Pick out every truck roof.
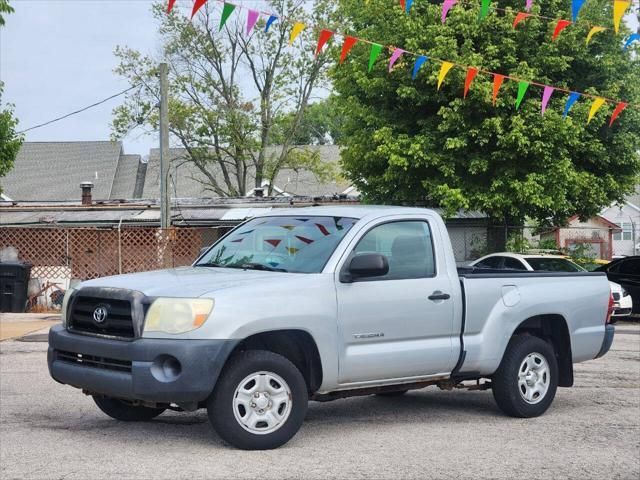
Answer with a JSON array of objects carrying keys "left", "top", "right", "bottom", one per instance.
[{"left": 260, "top": 205, "right": 436, "bottom": 220}]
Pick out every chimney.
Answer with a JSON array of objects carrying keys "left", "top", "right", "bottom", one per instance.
[
  {"left": 80, "top": 181, "right": 94, "bottom": 206},
  {"left": 254, "top": 187, "right": 264, "bottom": 198}
]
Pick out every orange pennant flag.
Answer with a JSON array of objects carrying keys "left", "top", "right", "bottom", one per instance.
[
  {"left": 463, "top": 67, "right": 478, "bottom": 98},
  {"left": 552, "top": 19, "right": 572, "bottom": 41},
  {"left": 492, "top": 74, "right": 505, "bottom": 105},
  {"left": 513, "top": 12, "right": 530, "bottom": 29},
  {"left": 340, "top": 36, "right": 358, "bottom": 64},
  {"left": 609, "top": 102, "right": 628, "bottom": 126}
]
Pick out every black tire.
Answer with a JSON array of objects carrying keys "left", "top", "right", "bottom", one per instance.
[
  {"left": 207, "top": 350, "right": 308, "bottom": 450},
  {"left": 492, "top": 335, "right": 558, "bottom": 418},
  {"left": 93, "top": 396, "right": 166, "bottom": 421},
  {"left": 376, "top": 389, "right": 409, "bottom": 397}
]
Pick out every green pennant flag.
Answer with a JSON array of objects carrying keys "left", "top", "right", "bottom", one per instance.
[
  {"left": 479, "top": 0, "right": 491, "bottom": 19},
  {"left": 368, "top": 43, "right": 383, "bottom": 72},
  {"left": 219, "top": 2, "right": 236, "bottom": 31},
  {"left": 515, "top": 81, "right": 529, "bottom": 109}
]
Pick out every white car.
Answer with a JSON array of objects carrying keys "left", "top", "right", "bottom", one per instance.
[{"left": 470, "top": 253, "right": 633, "bottom": 318}]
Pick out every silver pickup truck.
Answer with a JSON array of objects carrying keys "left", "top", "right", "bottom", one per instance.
[{"left": 48, "top": 206, "right": 615, "bottom": 450}]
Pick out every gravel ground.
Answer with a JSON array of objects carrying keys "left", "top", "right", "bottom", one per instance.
[{"left": 1, "top": 324, "right": 639, "bottom": 480}]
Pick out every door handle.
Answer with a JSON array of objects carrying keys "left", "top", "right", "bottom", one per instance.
[{"left": 428, "top": 292, "right": 451, "bottom": 301}]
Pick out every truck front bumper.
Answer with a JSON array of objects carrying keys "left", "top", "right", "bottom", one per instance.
[
  {"left": 48, "top": 324, "right": 238, "bottom": 404},
  {"left": 595, "top": 324, "right": 615, "bottom": 359}
]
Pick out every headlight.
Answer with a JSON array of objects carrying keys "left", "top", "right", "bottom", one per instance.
[
  {"left": 144, "top": 298, "right": 214, "bottom": 334},
  {"left": 60, "top": 287, "right": 75, "bottom": 328}
]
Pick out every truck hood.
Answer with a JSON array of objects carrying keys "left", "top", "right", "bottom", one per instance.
[{"left": 78, "top": 266, "right": 290, "bottom": 298}]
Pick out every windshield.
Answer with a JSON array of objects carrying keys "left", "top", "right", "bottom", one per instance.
[
  {"left": 526, "top": 258, "right": 585, "bottom": 272},
  {"left": 196, "top": 216, "right": 358, "bottom": 273}
]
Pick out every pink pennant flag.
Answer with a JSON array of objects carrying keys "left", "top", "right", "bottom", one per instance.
[
  {"left": 246, "top": 9, "right": 260, "bottom": 35},
  {"left": 541, "top": 86, "right": 554, "bottom": 114},
  {"left": 388, "top": 48, "right": 405, "bottom": 72},
  {"left": 525, "top": 0, "right": 534, "bottom": 11},
  {"left": 442, "top": 0, "right": 458, "bottom": 24}
]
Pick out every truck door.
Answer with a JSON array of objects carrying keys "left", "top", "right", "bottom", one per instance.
[{"left": 335, "top": 219, "right": 458, "bottom": 385}]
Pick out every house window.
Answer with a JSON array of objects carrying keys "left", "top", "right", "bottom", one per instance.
[{"left": 613, "top": 222, "right": 633, "bottom": 241}]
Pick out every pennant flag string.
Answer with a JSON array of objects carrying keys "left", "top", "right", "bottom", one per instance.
[{"left": 174, "top": 0, "right": 637, "bottom": 115}]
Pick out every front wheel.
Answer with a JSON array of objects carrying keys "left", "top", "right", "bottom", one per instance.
[
  {"left": 492, "top": 335, "right": 558, "bottom": 418},
  {"left": 93, "top": 396, "right": 165, "bottom": 421},
  {"left": 207, "top": 350, "right": 308, "bottom": 450}
]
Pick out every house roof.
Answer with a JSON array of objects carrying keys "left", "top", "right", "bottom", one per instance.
[
  {"left": 141, "top": 145, "right": 353, "bottom": 199},
  {"left": 109, "top": 154, "right": 142, "bottom": 199},
  {"left": 566, "top": 214, "right": 622, "bottom": 230},
  {"left": 0, "top": 141, "right": 134, "bottom": 201}
]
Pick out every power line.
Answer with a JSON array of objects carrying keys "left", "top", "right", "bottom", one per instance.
[{"left": 17, "top": 85, "right": 138, "bottom": 134}]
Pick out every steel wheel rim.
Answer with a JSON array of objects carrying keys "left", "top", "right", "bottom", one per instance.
[
  {"left": 517, "top": 352, "right": 550, "bottom": 405},
  {"left": 232, "top": 371, "right": 293, "bottom": 435}
]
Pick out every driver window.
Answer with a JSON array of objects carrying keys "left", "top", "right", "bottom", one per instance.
[{"left": 353, "top": 221, "right": 435, "bottom": 280}]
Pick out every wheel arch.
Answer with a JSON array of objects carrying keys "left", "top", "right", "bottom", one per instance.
[
  {"left": 228, "top": 329, "right": 323, "bottom": 394},
  {"left": 510, "top": 314, "right": 573, "bottom": 387}
]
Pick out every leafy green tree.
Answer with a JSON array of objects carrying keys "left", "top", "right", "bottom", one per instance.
[
  {"left": 113, "top": 0, "right": 337, "bottom": 197},
  {"left": 0, "top": 0, "right": 23, "bottom": 193},
  {"left": 0, "top": 0, "right": 14, "bottom": 26},
  {"left": 332, "top": 0, "right": 640, "bottom": 225},
  {"left": 273, "top": 95, "right": 344, "bottom": 145}
]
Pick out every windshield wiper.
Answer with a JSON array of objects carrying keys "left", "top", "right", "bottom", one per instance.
[
  {"left": 196, "top": 262, "right": 231, "bottom": 268},
  {"left": 241, "top": 262, "right": 288, "bottom": 272}
]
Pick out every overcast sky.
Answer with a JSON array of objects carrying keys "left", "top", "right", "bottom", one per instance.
[{"left": 0, "top": 1, "right": 638, "bottom": 157}]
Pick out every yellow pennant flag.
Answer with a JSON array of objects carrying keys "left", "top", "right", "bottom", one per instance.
[
  {"left": 587, "top": 98, "right": 606, "bottom": 124},
  {"left": 585, "top": 26, "right": 606, "bottom": 45},
  {"left": 437, "top": 62, "right": 455, "bottom": 90},
  {"left": 613, "top": 0, "right": 630, "bottom": 34},
  {"left": 289, "top": 22, "right": 305, "bottom": 45}
]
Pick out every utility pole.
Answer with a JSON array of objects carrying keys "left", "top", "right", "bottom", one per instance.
[{"left": 159, "top": 62, "right": 171, "bottom": 229}]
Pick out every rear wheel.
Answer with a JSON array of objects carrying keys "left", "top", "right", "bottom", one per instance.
[
  {"left": 492, "top": 335, "right": 558, "bottom": 418},
  {"left": 93, "top": 396, "right": 165, "bottom": 421},
  {"left": 207, "top": 350, "right": 308, "bottom": 450}
]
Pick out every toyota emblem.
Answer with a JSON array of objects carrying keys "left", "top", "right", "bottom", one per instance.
[{"left": 93, "top": 306, "right": 108, "bottom": 324}]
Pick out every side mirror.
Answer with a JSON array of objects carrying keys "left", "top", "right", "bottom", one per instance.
[{"left": 341, "top": 253, "right": 389, "bottom": 283}]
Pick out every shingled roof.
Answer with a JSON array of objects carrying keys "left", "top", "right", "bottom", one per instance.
[
  {"left": 142, "top": 145, "right": 354, "bottom": 199},
  {"left": 1, "top": 141, "right": 143, "bottom": 201}
]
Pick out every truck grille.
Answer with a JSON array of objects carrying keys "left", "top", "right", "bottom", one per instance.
[
  {"left": 68, "top": 294, "right": 135, "bottom": 339},
  {"left": 57, "top": 350, "right": 132, "bottom": 373}
]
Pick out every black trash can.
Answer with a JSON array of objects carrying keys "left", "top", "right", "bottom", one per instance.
[{"left": 0, "top": 261, "right": 32, "bottom": 313}]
